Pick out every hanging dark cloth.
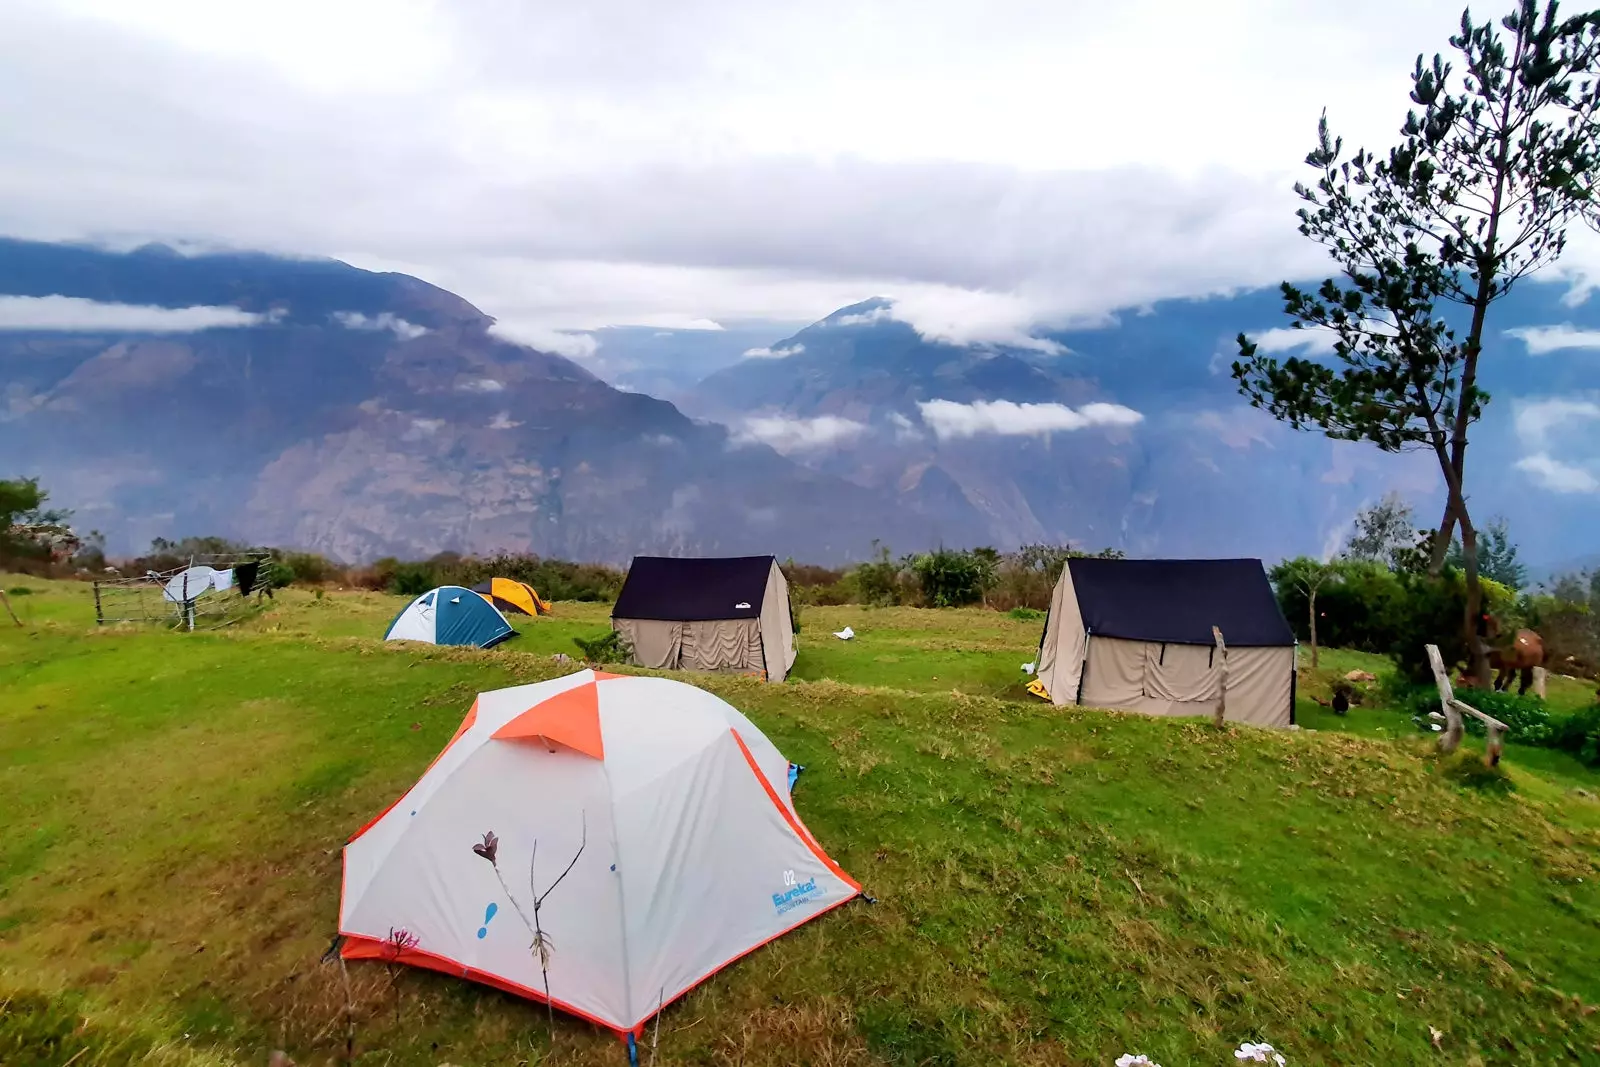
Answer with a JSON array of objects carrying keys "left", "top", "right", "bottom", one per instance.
[{"left": 235, "top": 561, "right": 261, "bottom": 597}]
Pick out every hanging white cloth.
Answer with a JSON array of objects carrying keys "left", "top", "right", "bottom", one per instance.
[
  {"left": 163, "top": 566, "right": 218, "bottom": 603},
  {"left": 211, "top": 568, "right": 235, "bottom": 592}
]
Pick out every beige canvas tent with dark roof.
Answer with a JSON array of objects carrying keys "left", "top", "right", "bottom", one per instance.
[
  {"left": 1031, "top": 557, "right": 1297, "bottom": 728},
  {"left": 611, "top": 556, "right": 797, "bottom": 682}
]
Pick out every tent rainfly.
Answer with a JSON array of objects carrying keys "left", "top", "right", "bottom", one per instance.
[
  {"left": 472, "top": 577, "right": 552, "bottom": 617},
  {"left": 339, "top": 669, "right": 859, "bottom": 1037},
  {"left": 385, "top": 586, "right": 516, "bottom": 649},
  {"left": 1031, "top": 557, "right": 1296, "bottom": 727},
  {"left": 611, "top": 556, "right": 797, "bottom": 682}
]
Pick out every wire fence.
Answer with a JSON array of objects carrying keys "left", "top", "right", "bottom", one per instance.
[{"left": 93, "top": 551, "right": 278, "bottom": 630}]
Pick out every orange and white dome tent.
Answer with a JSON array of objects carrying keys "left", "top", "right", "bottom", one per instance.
[{"left": 339, "top": 669, "right": 861, "bottom": 1038}]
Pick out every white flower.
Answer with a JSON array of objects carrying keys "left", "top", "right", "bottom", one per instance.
[
  {"left": 1234, "top": 1042, "right": 1286, "bottom": 1066},
  {"left": 1115, "top": 1056, "right": 1159, "bottom": 1067}
]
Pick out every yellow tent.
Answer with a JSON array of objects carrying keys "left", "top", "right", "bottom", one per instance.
[{"left": 471, "top": 578, "right": 552, "bottom": 617}]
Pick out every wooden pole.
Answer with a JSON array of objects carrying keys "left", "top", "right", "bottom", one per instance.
[
  {"left": 1426, "top": 644, "right": 1464, "bottom": 755},
  {"left": 1212, "top": 625, "right": 1228, "bottom": 729},
  {"left": 1426, "top": 643, "right": 1508, "bottom": 765},
  {"left": 0, "top": 587, "right": 20, "bottom": 627}
]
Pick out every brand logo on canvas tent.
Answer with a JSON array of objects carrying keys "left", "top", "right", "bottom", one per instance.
[{"left": 771, "top": 870, "right": 819, "bottom": 914}]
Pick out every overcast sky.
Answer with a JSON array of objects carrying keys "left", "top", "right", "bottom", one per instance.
[{"left": 4, "top": 0, "right": 1595, "bottom": 351}]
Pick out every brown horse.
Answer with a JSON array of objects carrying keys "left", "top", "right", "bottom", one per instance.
[{"left": 1479, "top": 614, "right": 1545, "bottom": 696}]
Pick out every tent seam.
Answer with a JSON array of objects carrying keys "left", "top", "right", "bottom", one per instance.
[{"left": 597, "top": 728, "right": 636, "bottom": 1032}]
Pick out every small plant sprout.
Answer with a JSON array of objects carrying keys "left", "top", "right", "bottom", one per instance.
[
  {"left": 381, "top": 926, "right": 418, "bottom": 961},
  {"left": 1235, "top": 1041, "right": 1286, "bottom": 1065},
  {"left": 472, "top": 816, "right": 588, "bottom": 1042},
  {"left": 380, "top": 927, "right": 418, "bottom": 1025},
  {"left": 1115, "top": 1055, "right": 1161, "bottom": 1067}
]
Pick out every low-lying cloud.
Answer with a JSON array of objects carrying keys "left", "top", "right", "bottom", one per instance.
[
  {"left": 743, "top": 342, "right": 804, "bottom": 359},
  {"left": 486, "top": 319, "right": 599, "bottom": 359},
  {"left": 331, "top": 310, "right": 429, "bottom": 340},
  {"left": 458, "top": 377, "right": 505, "bottom": 393},
  {"left": 0, "top": 294, "right": 271, "bottom": 332},
  {"left": 917, "top": 399, "right": 1143, "bottom": 440},
  {"left": 732, "top": 414, "right": 867, "bottom": 453},
  {"left": 1506, "top": 323, "right": 1600, "bottom": 355}
]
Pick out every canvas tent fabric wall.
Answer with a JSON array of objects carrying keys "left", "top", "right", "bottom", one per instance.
[
  {"left": 472, "top": 577, "right": 551, "bottom": 617},
  {"left": 339, "top": 669, "right": 859, "bottom": 1036},
  {"left": 384, "top": 586, "right": 516, "bottom": 648},
  {"left": 1033, "top": 558, "right": 1296, "bottom": 728},
  {"left": 611, "top": 556, "right": 798, "bottom": 682}
]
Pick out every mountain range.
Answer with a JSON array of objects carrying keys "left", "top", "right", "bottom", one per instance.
[{"left": 2, "top": 237, "right": 1594, "bottom": 567}]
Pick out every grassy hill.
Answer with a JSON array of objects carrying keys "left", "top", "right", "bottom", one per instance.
[{"left": 2, "top": 578, "right": 1597, "bottom": 1066}]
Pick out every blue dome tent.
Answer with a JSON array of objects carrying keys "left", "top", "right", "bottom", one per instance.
[{"left": 384, "top": 586, "right": 516, "bottom": 649}]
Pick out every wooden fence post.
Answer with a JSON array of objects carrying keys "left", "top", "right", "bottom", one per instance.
[
  {"left": 1426, "top": 643, "right": 1509, "bottom": 766},
  {"left": 1212, "top": 626, "right": 1228, "bottom": 729},
  {"left": 0, "top": 587, "right": 20, "bottom": 627},
  {"left": 1425, "top": 644, "right": 1464, "bottom": 755}
]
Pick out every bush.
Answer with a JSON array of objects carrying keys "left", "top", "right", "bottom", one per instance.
[
  {"left": 1007, "top": 606, "right": 1045, "bottom": 621},
  {"left": 573, "top": 630, "right": 632, "bottom": 665},
  {"left": 1273, "top": 560, "right": 1518, "bottom": 682},
  {"left": 388, "top": 562, "right": 439, "bottom": 598},
  {"left": 1393, "top": 683, "right": 1556, "bottom": 746},
  {"left": 844, "top": 542, "right": 911, "bottom": 607},
  {"left": 910, "top": 547, "right": 997, "bottom": 608},
  {"left": 1555, "top": 701, "right": 1600, "bottom": 766},
  {"left": 275, "top": 550, "right": 344, "bottom": 585},
  {"left": 989, "top": 544, "right": 1124, "bottom": 612}
]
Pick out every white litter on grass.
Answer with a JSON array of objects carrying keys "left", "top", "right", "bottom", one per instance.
[
  {"left": 1430, "top": 723, "right": 1443, "bottom": 732},
  {"left": 833, "top": 626, "right": 855, "bottom": 640},
  {"left": 1021, "top": 662, "right": 1036, "bottom": 674}
]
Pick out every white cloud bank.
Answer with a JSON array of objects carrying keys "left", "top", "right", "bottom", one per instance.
[
  {"left": 917, "top": 399, "right": 1143, "bottom": 440},
  {"left": 331, "top": 310, "right": 428, "bottom": 340},
  {"left": 742, "top": 343, "right": 804, "bottom": 359},
  {"left": 1506, "top": 323, "right": 1600, "bottom": 355},
  {"left": 1513, "top": 397, "right": 1600, "bottom": 448},
  {"left": 0, "top": 0, "right": 1476, "bottom": 346},
  {"left": 732, "top": 414, "right": 867, "bottom": 453},
  {"left": 1511, "top": 395, "right": 1600, "bottom": 494},
  {"left": 1515, "top": 453, "right": 1599, "bottom": 494},
  {"left": 0, "top": 294, "right": 269, "bottom": 331},
  {"left": 1250, "top": 326, "right": 1341, "bottom": 355}
]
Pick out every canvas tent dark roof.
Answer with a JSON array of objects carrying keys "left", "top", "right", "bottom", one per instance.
[
  {"left": 1067, "top": 557, "right": 1294, "bottom": 647},
  {"left": 612, "top": 556, "right": 776, "bottom": 622}
]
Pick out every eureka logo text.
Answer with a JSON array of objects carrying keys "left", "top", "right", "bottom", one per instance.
[{"left": 771, "top": 870, "right": 819, "bottom": 915}]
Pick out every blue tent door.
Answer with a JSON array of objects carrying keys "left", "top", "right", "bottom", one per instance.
[{"left": 433, "top": 587, "right": 515, "bottom": 648}]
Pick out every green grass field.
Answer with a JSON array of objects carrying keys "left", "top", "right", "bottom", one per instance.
[{"left": 2, "top": 577, "right": 1598, "bottom": 1066}]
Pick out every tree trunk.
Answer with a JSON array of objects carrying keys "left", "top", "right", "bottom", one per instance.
[
  {"left": 1308, "top": 586, "right": 1319, "bottom": 670},
  {"left": 1428, "top": 500, "right": 1457, "bottom": 577},
  {"left": 1460, "top": 512, "right": 1492, "bottom": 687}
]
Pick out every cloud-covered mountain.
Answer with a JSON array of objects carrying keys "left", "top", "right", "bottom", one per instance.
[
  {"left": 5, "top": 236, "right": 1592, "bottom": 567},
  {"left": 0, "top": 239, "right": 942, "bottom": 563},
  {"left": 680, "top": 286, "right": 1599, "bottom": 567}
]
